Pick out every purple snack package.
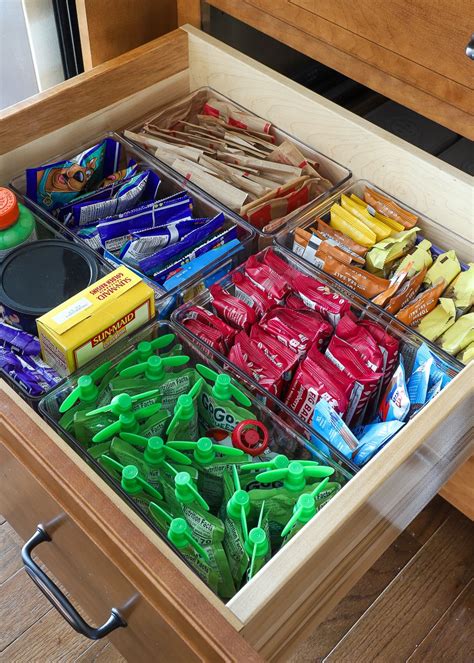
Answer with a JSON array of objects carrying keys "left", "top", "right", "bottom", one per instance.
[
  {"left": 0, "top": 321, "right": 41, "bottom": 355},
  {"left": 0, "top": 346, "right": 23, "bottom": 371},
  {"left": 19, "top": 354, "right": 61, "bottom": 388},
  {"left": 152, "top": 225, "right": 238, "bottom": 285},
  {"left": 140, "top": 212, "right": 226, "bottom": 275}
]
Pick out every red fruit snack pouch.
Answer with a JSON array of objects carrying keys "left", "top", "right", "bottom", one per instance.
[
  {"left": 232, "top": 271, "right": 274, "bottom": 317},
  {"left": 184, "top": 305, "right": 237, "bottom": 350},
  {"left": 292, "top": 274, "right": 351, "bottom": 327},
  {"left": 250, "top": 325, "right": 299, "bottom": 381},
  {"left": 183, "top": 318, "right": 226, "bottom": 353},
  {"left": 333, "top": 314, "right": 384, "bottom": 373},
  {"left": 325, "top": 335, "right": 383, "bottom": 425},
  {"left": 259, "top": 306, "right": 333, "bottom": 357},
  {"left": 285, "top": 293, "right": 311, "bottom": 311},
  {"left": 358, "top": 319, "right": 399, "bottom": 396},
  {"left": 209, "top": 284, "right": 257, "bottom": 331},
  {"left": 228, "top": 332, "right": 283, "bottom": 396},
  {"left": 244, "top": 254, "right": 291, "bottom": 304},
  {"left": 261, "top": 248, "right": 301, "bottom": 286},
  {"left": 285, "top": 352, "right": 355, "bottom": 422}
]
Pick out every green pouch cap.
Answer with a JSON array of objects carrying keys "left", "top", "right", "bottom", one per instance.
[
  {"left": 115, "top": 333, "right": 176, "bottom": 372},
  {"left": 281, "top": 477, "right": 330, "bottom": 538},
  {"left": 87, "top": 391, "right": 162, "bottom": 443}
]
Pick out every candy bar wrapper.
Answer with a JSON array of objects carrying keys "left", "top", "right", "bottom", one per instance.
[
  {"left": 316, "top": 240, "right": 364, "bottom": 267},
  {"left": 292, "top": 274, "right": 351, "bottom": 327},
  {"left": 378, "top": 358, "right": 410, "bottom": 422},
  {"left": 261, "top": 247, "right": 302, "bottom": 285},
  {"left": 358, "top": 320, "right": 400, "bottom": 403},
  {"left": 364, "top": 187, "right": 418, "bottom": 229},
  {"left": 120, "top": 219, "right": 207, "bottom": 266},
  {"left": 184, "top": 306, "right": 237, "bottom": 350},
  {"left": 244, "top": 254, "right": 291, "bottom": 303},
  {"left": 424, "top": 250, "right": 461, "bottom": 289},
  {"left": 442, "top": 263, "right": 474, "bottom": 315},
  {"left": 151, "top": 225, "right": 237, "bottom": 285},
  {"left": 285, "top": 352, "right": 355, "bottom": 421},
  {"left": 310, "top": 400, "right": 360, "bottom": 460},
  {"left": 315, "top": 218, "right": 369, "bottom": 257},
  {"left": 70, "top": 170, "right": 160, "bottom": 227},
  {"left": 26, "top": 137, "right": 119, "bottom": 211},
  {"left": 232, "top": 272, "right": 274, "bottom": 317},
  {"left": 436, "top": 312, "right": 474, "bottom": 356},
  {"left": 0, "top": 321, "right": 41, "bottom": 355},
  {"left": 249, "top": 326, "right": 299, "bottom": 381},
  {"left": 352, "top": 420, "right": 405, "bottom": 466},
  {"left": 210, "top": 284, "right": 257, "bottom": 331},
  {"left": 260, "top": 307, "right": 332, "bottom": 357},
  {"left": 456, "top": 341, "right": 474, "bottom": 364},
  {"left": 395, "top": 238, "right": 433, "bottom": 277},
  {"left": 415, "top": 298, "right": 456, "bottom": 341},
  {"left": 139, "top": 212, "right": 226, "bottom": 275},
  {"left": 365, "top": 228, "right": 418, "bottom": 273},
  {"left": 332, "top": 314, "right": 384, "bottom": 373},
  {"left": 229, "top": 332, "right": 283, "bottom": 396},
  {"left": 396, "top": 278, "right": 446, "bottom": 326},
  {"left": 0, "top": 346, "right": 22, "bottom": 371},
  {"left": 384, "top": 267, "right": 427, "bottom": 314},
  {"left": 321, "top": 255, "right": 390, "bottom": 299}
]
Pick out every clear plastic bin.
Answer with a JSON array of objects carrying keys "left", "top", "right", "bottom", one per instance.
[
  {"left": 124, "top": 87, "right": 352, "bottom": 243},
  {"left": 275, "top": 179, "right": 473, "bottom": 357},
  {"left": 38, "top": 320, "right": 353, "bottom": 598},
  {"left": 171, "top": 245, "right": 463, "bottom": 465},
  {"left": 0, "top": 198, "right": 112, "bottom": 408},
  {"left": 10, "top": 133, "right": 256, "bottom": 317}
]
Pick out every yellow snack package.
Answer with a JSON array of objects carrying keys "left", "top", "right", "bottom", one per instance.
[
  {"left": 437, "top": 312, "right": 474, "bottom": 356},
  {"left": 365, "top": 228, "right": 419, "bottom": 273},
  {"left": 456, "top": 341, "right": 474, "bottom": 364},
  {"left": 442, "top": 263, "right": 474, "bottom": 314},
  {"left": 349, "top": 194, "right": 405, "bottom": 232},
  {"left": 424, "top": 250, "right": 461, "bottom": 289},
  {"left": 395, "top": 239, "right": 433, "bottom": 277},
  {"left": 415, "top": 297, "right": 456, "bottom": 341},
  {"left": 340, "top": 194, "right": 393, "bottom": 241},
  {"left": 329, "top": 204, "right": 376, "bottom": 247}
]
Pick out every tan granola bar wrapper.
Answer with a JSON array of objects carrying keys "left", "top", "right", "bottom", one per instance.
[{"left": 395, "top": 278, "right": 446, "bottom": 326}]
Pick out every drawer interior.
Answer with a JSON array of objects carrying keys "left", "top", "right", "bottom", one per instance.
[{"left": 1, "top": 25, "right": 473, "bottom": 661}]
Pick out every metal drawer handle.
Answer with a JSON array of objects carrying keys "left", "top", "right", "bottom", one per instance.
[
  {"left": 466, "top": 34, "right": 474, "bottom": 59},
  {"left": 22, "top": 524, "right": 127, "bottom": 639}
]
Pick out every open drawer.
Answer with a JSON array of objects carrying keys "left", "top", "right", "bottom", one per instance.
[{"left": 1, "top": 25, "right": 473, "bottom": 661}]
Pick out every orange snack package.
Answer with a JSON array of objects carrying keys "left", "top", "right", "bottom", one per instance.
[
  {"left": 322, "top": 254, "right": 390, "bottom": 298},
  {"left": 315, "top": 240, "right": 365, "bottom": 266},
  {"left": 395, "top": 278, "right": 446, "bottom": 326},
  {"left": 384, "top": 267, "right": 428, "bottom": 314},
  {"left": 364, "top": 187, "right": 418, "bottom": 229},
  {"left": 314, "top": 218, "right": 368, "bottom": 257}
]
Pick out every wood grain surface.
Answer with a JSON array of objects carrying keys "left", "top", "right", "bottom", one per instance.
[
  {"left": 440, "top": 454, "right": 474, "bottom": 520},
  {"left": 202, "top": 0, "right": 474, "bottom": 137},
  {"left": 77, "top": 0, "right": 177, "bottom": 70},
  {"left": 0, "top": 29, "right": 188, "bottom": 154}
]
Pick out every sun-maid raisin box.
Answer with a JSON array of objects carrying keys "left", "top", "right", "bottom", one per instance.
[{"left": 37, "top": 267, "right": 155, "bottom": 375}]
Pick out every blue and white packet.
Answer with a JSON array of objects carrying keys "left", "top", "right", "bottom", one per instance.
[
  {"left": 406, "top": 343, "right": 433, "bottom": 418},
  {"left": 310, "top": 399, "right": 359, "bottom": 460},
  {"left": 378, "top": 357, "right": 410, "bottom": 422},
  {"left": 352, "top": 420, "right": 405, "bottom": 466}
]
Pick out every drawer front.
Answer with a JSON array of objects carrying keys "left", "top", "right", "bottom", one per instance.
[
  {"left": 0, "top": 382, "right": 261, "bottom": 662},
  {"left": 0, "top": 444, "right": 198, "bottom": 661},
  {"left": 202, "top": 0, "right": 474, "bottom": 137}
]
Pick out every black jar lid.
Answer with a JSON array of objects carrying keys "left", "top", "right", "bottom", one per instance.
[{"left": 0, "top": 239, "right": 99, "bottom": 317}]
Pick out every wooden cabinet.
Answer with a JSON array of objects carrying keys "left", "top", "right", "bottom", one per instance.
[
  {"left": 1, "top": 26, "right": 473, "bottom": 661},
  {"left": 184, "top": 0, "right": 474, "bottom": 137}
]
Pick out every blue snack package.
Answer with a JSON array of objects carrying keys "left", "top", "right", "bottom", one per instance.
[
  {"left": 378, "top": 357, "right": 410, "bottom": 422},
  {"left": 352, "top": 420, "right": 405, "bottom": 466},
  {"left": 120, "top": 218, "right": 208, "bottom": 266},
  {"left": 139, "top": 212, "right": 226, "bottom": 275},
  {"left": 163, "top": 238, "right": 241, "bottom": 291},
  {"left": 76, "top": 225, "right": 102, "bottom": 251},
  {"left": 152, "top": 225, "right": 238, "bottom": 285},
  {"left": 97, "top": 193, "right": 192, "bottom": 252},
  {"left": 310, "top": 399, "right": 359, "bottom": 460},
  {"left": 406, "top": 343, "right": 433, "bottom": 418},
  {"left": 71, "top": 170, "right": 160, "bottom": 226},
  {"left": 26, "top": 137, "right": 120, "bottom": 211}
]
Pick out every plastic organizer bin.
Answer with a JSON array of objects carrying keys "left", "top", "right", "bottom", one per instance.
[
  {"left": 10, "top": 133, "right": 256, "bottom": 318},
  {"left": 171, "top": 245, "right": 463, "bottom": 468},
  {"left": 275, "top": 179, "right": 473, "bottom": 360},
  {"left": 124, "top": 87, "right": 352, "bottom": 243},
  {"left": 38, "top": 319, "right": 353, "bottom": 599},
  {"left": 0, "top": 199, "right": 113, "bottom": 408}
]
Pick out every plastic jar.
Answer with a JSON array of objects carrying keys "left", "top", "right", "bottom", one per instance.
[{"left": 0, "top": 188, "right": 36, "bottom": 260}]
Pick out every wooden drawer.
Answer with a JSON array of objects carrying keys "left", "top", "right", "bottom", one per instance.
[
  {"left": 1, "top": 26, "right": 473, "bottom": 661},
  {"left": 190, "top": 0, "right": 474, "bottom": 138}
]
